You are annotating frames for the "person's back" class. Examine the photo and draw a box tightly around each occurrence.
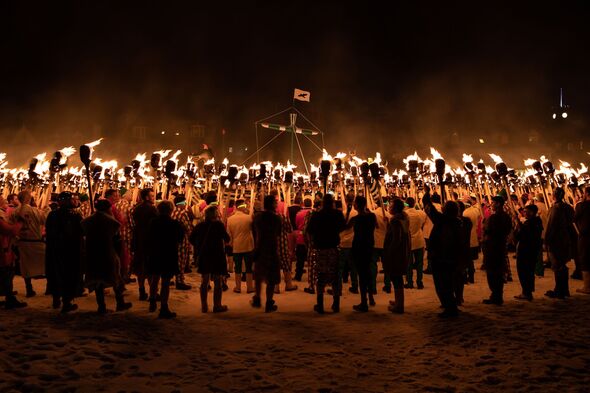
[227,210,254,254]
[352,212,377,251]
[82,210,120,265]
[483,210,512,268]
[545,200,576,261]
[516,215,543,261]
[149,215,184,267]
[405,206,427,251]
[307,207,345,249]
[253,210,282,258]
[463,204,481,249]
[372,208,391,250]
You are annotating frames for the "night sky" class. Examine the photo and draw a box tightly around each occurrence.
[1,2,589,163]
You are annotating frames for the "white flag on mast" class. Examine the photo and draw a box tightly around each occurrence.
[293,88,311,102]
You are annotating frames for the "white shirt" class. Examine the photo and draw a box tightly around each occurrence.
[405,207,427,250]
[463,205,481,248]
[372,208,392,249]
[226,210,254,254]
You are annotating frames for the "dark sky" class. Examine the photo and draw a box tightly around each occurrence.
[1,2,589,163]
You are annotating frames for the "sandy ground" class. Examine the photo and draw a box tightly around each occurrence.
[2,255,590,393]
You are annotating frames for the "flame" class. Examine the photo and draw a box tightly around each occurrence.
[85,138,103,148]
[0,153,6,163]
[430,147,443,160]
[60,146,76,157]
[134,153,147,163]
[539,155,548,163]
[373,152,382,165]
[462,154,473,163]
[35,153,47,161]
[559,160,571,168]
[285,160,297,171]
[335,152,347,159]
[170,150,182,162]
[578,163,588,174]
[154,149,172,159]
[524,158,537,166]
[489,153,503,164]
[222,157,229,166]
[321,149,333,161]
[204,158,215,166]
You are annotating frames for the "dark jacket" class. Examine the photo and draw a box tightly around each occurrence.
[482,210,512,271]
[545,201,576,263]
[45,208,84,298]
[459,216,473,270]
[422,193,463,269]
[131,202,158,275]
[148,215,185,277]
[382,212,411,277]
[81,211,123,290]
[515,216,543,263]
[306,208,346,249]
[252,210,282,284]
[190,220,229,275]
[575,200,590,269]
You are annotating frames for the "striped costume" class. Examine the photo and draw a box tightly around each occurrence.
[171,206,194,284]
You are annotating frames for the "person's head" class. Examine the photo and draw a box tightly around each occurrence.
[7,193,19,207]
[524,204,538,220]
[95,199,112,214]
[264,195,277,212]
[457,200,466,215]
[442,201,459,218]
[406,197,416,208]
[57,191,74,209]
[205,205,219,221]
[303,197,312,209]
[491,196,505,213]
[104,188,120,204]
[205,191,217,205]
[553,187,565,203]
[157,200,174,217]
[431,193,441,204]
[585,187,590,201]
[322,194,334,210]
[140,188,155,204]
[313,200,322,210]
[354,195,367,213]
[452,192,459,201]
[294,195,303,206]
[392,198,405,215]
[79,193,89,203]
[17,190,32,206]
[236,199,248,213]
[270,189,280,203]
[174,195,186,209]
[335,200,343,210]
[536,193,545,203]
[71,193,80,208]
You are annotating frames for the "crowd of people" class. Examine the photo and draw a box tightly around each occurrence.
[0,183,589,319]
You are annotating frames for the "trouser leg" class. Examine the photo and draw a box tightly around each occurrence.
[369,251,378,293]
[200,274,209,310]
[95,284,106,309]
[415,249,424,286]
[357,264,369,306]
[486,270,504,303]
[295,245,306,279]
[213,275,223,308]
[160,277,171,309]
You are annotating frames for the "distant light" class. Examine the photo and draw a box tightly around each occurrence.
[245,147,248,151]
[552,113,557,119]
[175,132,180,136]
[479,139,485,144]
[161,131,166,135]
[562,112,568,119]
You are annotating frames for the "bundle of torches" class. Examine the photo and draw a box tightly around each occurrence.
[1,138,589,214]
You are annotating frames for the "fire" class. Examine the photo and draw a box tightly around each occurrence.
[321,149,333,161]
[488,153,503,164]
[335,152,347,159]
[524,158,537,166]
[462,154,473,163]
[204,158,215,166]
[559,160,571,168]
[373,152,382,165]
[170,150,182,162]
[430,147,443,160]
[35,153,47,161]
[285,160,297,171]
[85,138,103,148]
[60,146,76,157]
[134,153,147,163]
[153,149,172,159]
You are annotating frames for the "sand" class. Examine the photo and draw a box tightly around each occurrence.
[1,255,590,393]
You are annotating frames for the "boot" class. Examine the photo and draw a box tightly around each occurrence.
[139,287,148,301]
[331,296,340,313]
[148,298,157,312]
[560,268,570,298]
[234,274,242,293]
[576,271,590,294]
[115,294,132,312]
[389,288,404,314]
[369,293,376,306]
[314,291,324,314]
[265,299,278,313]
[158,304,176,319]
[96,288,108,314]
[61,301,78,314]
[25,278,36,298]
[545,271,561,298]
[4,296,27,309]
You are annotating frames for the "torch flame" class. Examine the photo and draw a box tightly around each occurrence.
[524,158,537,166]
[430,147,443,160]
[321,149,333,161]
[170,150,182,162]
[488,153,503,164]
[462,154,473,163]
[85,138,103,148]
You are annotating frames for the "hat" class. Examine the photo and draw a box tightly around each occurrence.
[491,195,505,205]
[57,191,73,202]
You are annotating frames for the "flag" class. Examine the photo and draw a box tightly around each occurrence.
[293,88,311,102]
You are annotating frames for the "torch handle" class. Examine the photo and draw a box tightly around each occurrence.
[85,164,95,213]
